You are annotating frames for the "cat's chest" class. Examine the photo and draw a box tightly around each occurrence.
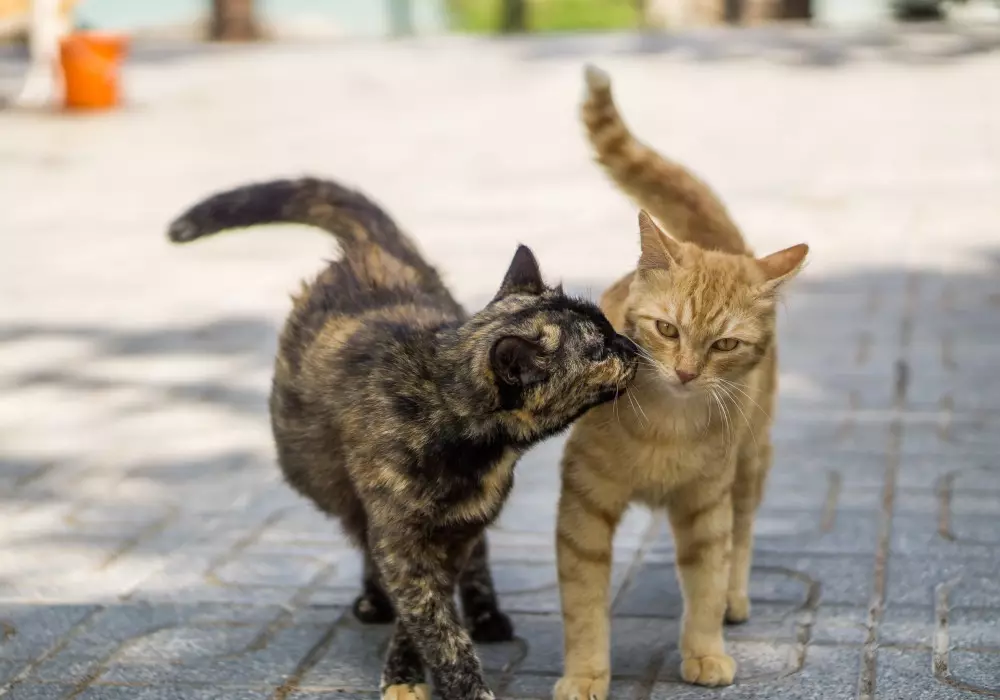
[626,436,733,507]
[437,446,520,526]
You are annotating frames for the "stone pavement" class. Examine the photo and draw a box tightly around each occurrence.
[2,27,1000,700]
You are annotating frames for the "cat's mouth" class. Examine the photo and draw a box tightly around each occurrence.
[659,377,701,399]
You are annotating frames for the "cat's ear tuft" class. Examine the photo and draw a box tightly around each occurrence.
[490,336,547,387]
[495,244,546,299]
[756,243,809,294]
[637,210,681,273]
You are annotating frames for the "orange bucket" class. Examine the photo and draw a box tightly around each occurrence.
[59,31,129,110]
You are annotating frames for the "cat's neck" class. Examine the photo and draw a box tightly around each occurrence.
[422,326,501,425]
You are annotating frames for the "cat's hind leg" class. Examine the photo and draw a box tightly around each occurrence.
[726,440,770,625]
[459,534,513,643]
[354,545,396,624]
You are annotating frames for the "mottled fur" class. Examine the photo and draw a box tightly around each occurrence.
[166,176,638,700]
[554,67,809,698]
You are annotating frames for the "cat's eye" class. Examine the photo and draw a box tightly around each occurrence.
[656,321,679,339]
[712,338,740,352]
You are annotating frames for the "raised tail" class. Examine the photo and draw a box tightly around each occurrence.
[581,65,749,255]
[167,176,441,286]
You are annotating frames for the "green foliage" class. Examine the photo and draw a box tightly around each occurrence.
[448,0,640,34]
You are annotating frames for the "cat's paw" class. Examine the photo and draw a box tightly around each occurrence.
[382,683,430,700]
[553,673,610,700]
[469,608,514,643]
[725,593,751,625]
[353,590,395,624]
[680,654,736,687]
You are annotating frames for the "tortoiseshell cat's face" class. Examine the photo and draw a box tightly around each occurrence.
[463,246,638,441]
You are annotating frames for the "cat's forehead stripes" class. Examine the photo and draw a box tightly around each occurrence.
[537,323,562,352]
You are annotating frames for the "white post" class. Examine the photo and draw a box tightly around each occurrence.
[14,0,68,108]
[812,0,891,26]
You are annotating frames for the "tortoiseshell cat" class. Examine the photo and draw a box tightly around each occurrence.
[167,177,638,700]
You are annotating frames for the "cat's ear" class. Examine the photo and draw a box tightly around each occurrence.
[756,243,809,294]
[495,244,546,299]
[637,210,681,273]
[491,336,548,387]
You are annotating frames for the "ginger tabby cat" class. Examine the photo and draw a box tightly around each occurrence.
[554,65,809,699]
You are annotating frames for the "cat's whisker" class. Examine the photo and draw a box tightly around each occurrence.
[716,378,771,419]
[714,382,760,452]
[709,386,732,448]
[635,346,661,366]
[633,350,674,383]
[630,391,649,425]
[625,391,640,423]
[625,389,648,427]
[639,362,674,384]
[715,390,733,448]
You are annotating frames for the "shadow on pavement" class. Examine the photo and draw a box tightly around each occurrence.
[2,255,1000,697]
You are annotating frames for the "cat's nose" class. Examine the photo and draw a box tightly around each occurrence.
[676,369,698,384]
[612,334,639,358]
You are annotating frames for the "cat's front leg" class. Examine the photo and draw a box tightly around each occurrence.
[666,482,736,687]
[372,533,494,700]
[553,461,629,700]
[381,623,428,700]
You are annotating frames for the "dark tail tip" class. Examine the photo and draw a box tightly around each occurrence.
[166,216,203,243]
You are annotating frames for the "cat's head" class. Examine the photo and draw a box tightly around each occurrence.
[458,245,639,442]
[622,211,808,398]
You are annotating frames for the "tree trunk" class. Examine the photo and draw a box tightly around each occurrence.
[740,0,780,24]
[782,0,812,18]
[387,0,414,36]
[210,0,260,41]
[743,0,811,21]
[499,0,528,33]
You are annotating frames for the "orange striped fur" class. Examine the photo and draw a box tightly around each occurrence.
[554,65,808,699]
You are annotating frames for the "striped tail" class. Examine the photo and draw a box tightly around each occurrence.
[581,65,749,255]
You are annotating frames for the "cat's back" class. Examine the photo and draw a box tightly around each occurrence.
[270,259,460,441]
[279,257,462,371]
[268,262,461,519]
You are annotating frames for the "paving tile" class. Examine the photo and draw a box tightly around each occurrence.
[76,688,274,700]
[650,646,863,699]
[0,606,97,660]
[2,685,78,700]
[875,648,999,699]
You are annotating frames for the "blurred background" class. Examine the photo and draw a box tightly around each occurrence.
[2,1,1000,699]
